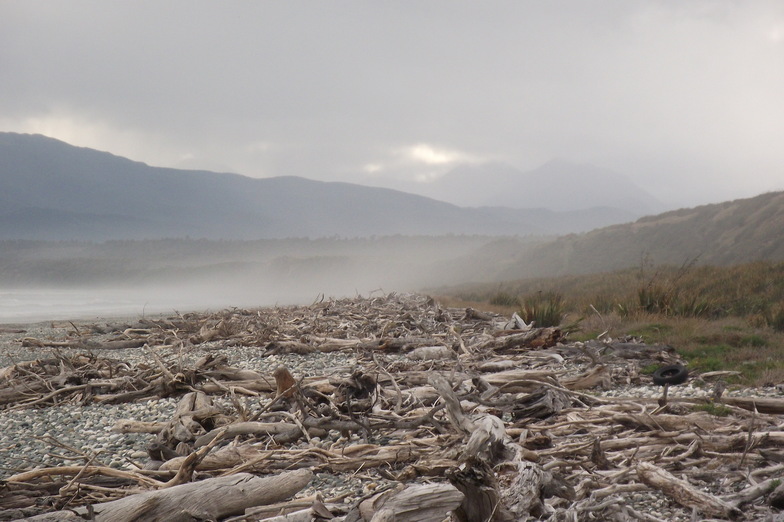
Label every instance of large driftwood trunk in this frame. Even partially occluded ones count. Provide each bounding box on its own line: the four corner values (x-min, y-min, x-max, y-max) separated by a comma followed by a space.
359, 483, 465, 522
24, 470, 312, 522
636, 462, 741, 519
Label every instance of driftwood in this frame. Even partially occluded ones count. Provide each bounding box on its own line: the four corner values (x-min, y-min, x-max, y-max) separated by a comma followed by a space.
721, 396, 784, 414
358, 483, 465, 522
512, 387, 573, 420
24, 470, 313, 522
480, 327, 562, 351
255, 503, 344, 522
637, 462, 742, 519
3, 293, 784, 520
768, 482, 784, 509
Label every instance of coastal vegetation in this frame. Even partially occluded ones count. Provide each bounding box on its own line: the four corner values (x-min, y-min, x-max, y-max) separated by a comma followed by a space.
435, 260, 784, 386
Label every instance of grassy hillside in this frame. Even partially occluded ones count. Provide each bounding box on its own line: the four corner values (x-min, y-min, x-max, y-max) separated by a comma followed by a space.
465, 191, 784, 281
441, 260, 784, 319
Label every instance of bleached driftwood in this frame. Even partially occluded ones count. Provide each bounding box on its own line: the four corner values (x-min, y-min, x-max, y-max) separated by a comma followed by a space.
636, 462, 742, 519
23, 470, 313, 522
6, 294, 784, 521
359, 483, 465, 522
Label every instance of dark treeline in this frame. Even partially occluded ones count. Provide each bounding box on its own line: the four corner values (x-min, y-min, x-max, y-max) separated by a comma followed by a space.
0, 235, 537, 289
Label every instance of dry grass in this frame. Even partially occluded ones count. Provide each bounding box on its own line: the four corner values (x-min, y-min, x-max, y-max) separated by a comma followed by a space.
433, 261, 784, 386
431, 295, 519, 316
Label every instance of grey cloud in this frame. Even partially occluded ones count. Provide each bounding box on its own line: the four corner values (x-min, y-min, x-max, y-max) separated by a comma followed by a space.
1, 0, 783, 205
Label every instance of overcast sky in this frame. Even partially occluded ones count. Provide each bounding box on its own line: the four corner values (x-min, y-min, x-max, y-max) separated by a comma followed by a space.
2, 1, 783, 208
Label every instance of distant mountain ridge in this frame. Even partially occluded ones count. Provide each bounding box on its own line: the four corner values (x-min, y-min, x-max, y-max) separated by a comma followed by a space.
412, 160, 664, 215
0, 133, 637, 240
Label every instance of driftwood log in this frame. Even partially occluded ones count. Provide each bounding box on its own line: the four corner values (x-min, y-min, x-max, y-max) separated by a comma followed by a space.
23, 470, 312, 522
637, 462, 742, 519
358, 483, 465, 522
3, 293, 784, 520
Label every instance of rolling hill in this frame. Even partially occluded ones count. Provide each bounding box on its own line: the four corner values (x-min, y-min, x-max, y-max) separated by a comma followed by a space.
0, 133, 635, 240
469, 190, 784, 281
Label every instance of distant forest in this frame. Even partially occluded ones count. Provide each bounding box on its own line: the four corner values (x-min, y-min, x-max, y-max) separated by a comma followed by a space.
0, 236, 533, 290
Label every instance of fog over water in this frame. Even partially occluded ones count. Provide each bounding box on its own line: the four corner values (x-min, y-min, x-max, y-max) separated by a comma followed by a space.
0, 283, 327, 324
0, 289, 152, 323
3, 3, 783, 323
0, 236, 505, 323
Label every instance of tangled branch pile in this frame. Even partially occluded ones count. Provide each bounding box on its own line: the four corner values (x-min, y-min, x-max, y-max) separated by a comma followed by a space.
2, 293, 784, 521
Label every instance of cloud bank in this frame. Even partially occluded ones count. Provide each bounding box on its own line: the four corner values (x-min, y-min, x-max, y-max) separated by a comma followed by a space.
2, 1, 783, 207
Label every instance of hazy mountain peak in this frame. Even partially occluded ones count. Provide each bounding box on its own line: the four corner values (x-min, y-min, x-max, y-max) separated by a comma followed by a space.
416, 159, 663, 215
533, 158, 624, 180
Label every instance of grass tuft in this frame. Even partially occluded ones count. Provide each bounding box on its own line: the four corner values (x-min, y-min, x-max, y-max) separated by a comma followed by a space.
693, 403, 733, 417
519, 292, 565, 327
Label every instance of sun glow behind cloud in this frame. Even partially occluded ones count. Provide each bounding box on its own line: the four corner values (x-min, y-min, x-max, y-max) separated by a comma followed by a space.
406, 143, 472, 165
354, 143, 486, 185
357, 143, 483, 184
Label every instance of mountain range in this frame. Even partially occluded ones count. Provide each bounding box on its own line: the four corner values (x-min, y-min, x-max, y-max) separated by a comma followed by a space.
409, 160, 664, 215
0, 133, 643, 240
5, 131, 780, 283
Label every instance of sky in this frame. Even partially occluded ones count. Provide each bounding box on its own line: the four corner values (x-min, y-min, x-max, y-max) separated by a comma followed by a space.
2, 1, 784, 208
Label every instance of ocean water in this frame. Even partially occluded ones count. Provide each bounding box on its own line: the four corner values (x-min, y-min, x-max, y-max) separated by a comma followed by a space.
0, 288, 163, 324
0, 283, 302, 324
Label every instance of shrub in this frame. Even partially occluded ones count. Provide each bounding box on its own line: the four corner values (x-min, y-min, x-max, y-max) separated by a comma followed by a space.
638, 282, 676, 315
519, 292, 565, 327
769, 304, 784, 333
674, 293, 714, 318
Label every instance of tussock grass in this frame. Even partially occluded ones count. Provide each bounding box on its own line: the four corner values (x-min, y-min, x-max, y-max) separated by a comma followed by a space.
519, 292, 565, 328
444, 261, 784, 321
433, 261, 784, 386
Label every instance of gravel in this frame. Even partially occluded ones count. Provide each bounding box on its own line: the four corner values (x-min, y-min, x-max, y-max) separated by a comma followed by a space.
0, 399, 178, 473
0, 320, 381, 505
2, 311, 783, 520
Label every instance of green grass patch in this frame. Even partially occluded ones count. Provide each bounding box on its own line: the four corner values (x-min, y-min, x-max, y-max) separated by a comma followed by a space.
693, 403, 733, 417
640, 364, 659, 375
742, 334, 767, 348
680, 344, 733, 372
627, 323, 674, 341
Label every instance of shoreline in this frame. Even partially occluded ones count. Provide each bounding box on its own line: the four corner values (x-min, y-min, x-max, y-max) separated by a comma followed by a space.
0, 285, 317, 326
2, 294, 784, 520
